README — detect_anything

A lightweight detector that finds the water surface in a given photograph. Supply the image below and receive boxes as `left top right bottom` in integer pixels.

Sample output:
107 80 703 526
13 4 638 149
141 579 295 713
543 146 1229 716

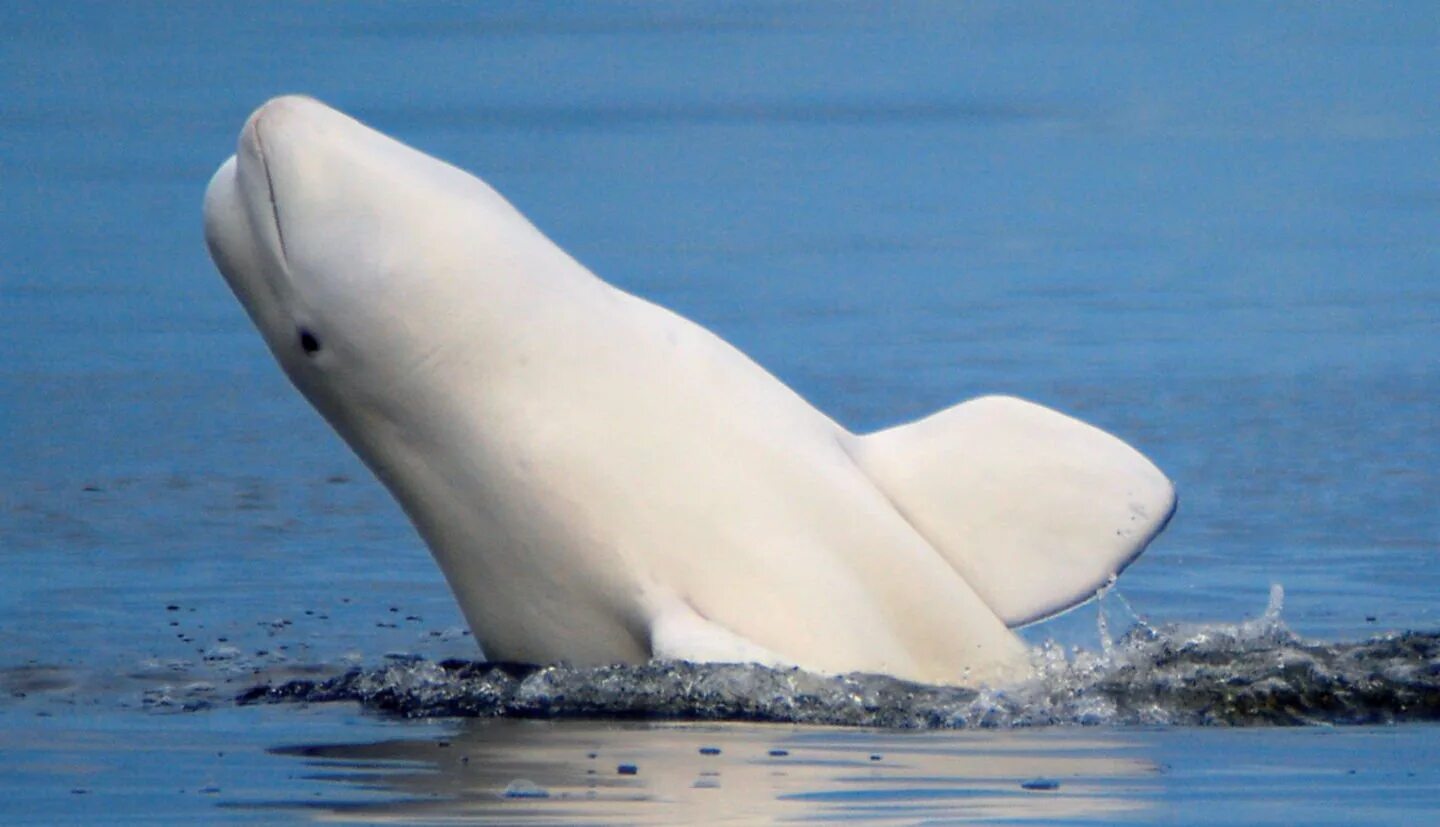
2 2 1437 823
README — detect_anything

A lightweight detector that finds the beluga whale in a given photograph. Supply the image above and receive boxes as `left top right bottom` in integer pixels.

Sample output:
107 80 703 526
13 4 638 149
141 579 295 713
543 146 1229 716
203 95 1175 687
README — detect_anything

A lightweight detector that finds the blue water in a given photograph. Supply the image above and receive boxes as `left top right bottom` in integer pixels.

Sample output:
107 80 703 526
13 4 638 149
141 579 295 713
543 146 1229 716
3 2 1437 823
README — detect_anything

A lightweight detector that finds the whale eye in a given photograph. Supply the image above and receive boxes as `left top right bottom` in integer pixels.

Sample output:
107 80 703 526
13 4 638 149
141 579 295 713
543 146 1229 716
298 328 321 355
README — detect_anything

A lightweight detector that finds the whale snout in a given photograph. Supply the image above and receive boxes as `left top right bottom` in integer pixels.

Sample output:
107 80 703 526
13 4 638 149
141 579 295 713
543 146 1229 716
236 95 334 231
204 96 344 347
239 94 334 160
228 95 379 284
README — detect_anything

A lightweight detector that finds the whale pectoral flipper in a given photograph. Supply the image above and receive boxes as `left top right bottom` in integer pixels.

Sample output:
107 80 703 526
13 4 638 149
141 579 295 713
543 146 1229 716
854 395 1176 628
648 593 795 669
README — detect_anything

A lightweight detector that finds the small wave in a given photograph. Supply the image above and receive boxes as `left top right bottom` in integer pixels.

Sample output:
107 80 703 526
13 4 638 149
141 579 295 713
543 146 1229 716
236 608 1440 728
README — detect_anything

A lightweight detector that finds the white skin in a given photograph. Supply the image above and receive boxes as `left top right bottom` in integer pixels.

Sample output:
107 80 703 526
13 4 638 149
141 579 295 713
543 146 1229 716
205 96 1173 687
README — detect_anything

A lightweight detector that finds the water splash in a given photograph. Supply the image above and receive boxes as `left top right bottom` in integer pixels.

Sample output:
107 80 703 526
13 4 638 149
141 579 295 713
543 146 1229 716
1095 579 1117 656
235 591 1440 728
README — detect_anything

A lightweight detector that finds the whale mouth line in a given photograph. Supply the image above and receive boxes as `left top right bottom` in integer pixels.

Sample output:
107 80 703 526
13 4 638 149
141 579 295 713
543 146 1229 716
250 117 290 270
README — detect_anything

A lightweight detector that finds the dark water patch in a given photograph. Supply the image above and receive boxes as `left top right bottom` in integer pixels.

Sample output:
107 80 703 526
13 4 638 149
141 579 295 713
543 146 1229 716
0 664 78 696
236 622 1440 728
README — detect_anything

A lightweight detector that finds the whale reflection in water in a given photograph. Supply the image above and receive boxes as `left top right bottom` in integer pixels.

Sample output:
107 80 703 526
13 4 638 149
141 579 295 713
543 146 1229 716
260 720 1154 823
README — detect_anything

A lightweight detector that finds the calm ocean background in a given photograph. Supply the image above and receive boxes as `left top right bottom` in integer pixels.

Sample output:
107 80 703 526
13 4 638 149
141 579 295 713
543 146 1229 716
2 2 1437 823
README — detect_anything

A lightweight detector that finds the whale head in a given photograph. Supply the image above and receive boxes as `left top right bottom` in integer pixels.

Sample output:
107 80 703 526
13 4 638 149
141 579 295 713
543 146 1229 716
203 96 572 479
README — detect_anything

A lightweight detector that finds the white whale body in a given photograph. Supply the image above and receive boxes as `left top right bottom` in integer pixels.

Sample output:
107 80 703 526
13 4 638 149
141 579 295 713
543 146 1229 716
204 95 1175 687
